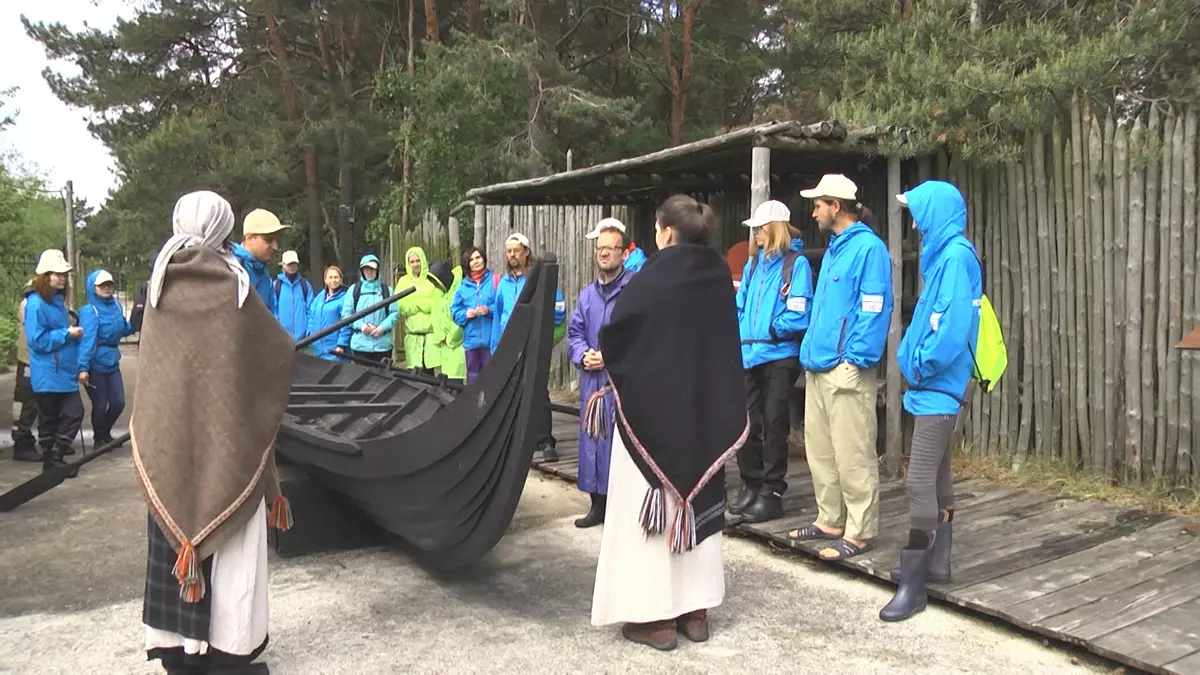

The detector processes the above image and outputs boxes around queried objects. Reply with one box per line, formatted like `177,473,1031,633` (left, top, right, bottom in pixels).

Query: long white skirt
145,497,270,656
590,432,725,626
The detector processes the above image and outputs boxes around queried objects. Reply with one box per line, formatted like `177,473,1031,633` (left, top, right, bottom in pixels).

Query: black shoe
739,490,783,523
539,442,559,463
42,453,79,479
12,444,42,462
728,485,758,515
880,547,933,622
574,493,606,528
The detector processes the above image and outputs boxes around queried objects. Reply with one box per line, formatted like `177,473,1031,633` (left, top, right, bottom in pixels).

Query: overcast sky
2,0,137,208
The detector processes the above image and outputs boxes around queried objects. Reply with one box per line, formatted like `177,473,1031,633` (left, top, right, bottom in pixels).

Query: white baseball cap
742,200,791,228
585,217,627,239
896,193,909,206
242,208,291,235
360,259,379,270
506,232,531,248
281,250,300,265
35,249,72,275
799,174,859,201
93,270,115,286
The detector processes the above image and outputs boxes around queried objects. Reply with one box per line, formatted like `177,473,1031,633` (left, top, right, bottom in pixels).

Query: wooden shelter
464,120,937,476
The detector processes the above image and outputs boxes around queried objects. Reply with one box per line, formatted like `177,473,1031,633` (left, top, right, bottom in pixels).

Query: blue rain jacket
23,288,83,394
274,272,315,341
451,270,498,352
78,270,135,374
306,286,351,361
232,243,276,314
798,222,893,372
898,181,983,416
624,246,647,272
736,237,814,370
491,271,566,352
341,254,398,354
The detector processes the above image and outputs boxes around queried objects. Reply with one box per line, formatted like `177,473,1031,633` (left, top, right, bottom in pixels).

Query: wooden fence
956,100,1200,487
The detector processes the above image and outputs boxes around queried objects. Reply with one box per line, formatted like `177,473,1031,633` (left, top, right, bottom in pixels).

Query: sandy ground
0,351,1114,674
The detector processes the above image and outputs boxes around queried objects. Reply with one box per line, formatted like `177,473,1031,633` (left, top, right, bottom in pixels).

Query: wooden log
1087,106,1105,473
750,146,771,242
473,203,486,248
1013,160,1035,464
1156,113,1176,480
886,155,904,477
1142,108,1162,482
1112,118,1130,479
987,166,1004,457
967,163,983,450
1102,113,1118,477
1184,107,1199,482
1070,99,1092,462
1167,113,1186,481
1002,163,1021,453
1032,132,1056,458
1052,120,1077,463
1125,116,1147,484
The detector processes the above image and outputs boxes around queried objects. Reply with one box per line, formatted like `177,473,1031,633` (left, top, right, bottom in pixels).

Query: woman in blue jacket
730,199,813,524
880,181,982,622
450,247,496,383
339,254,397,364
306,265,352,361
78,269,136,446
24,250,85,474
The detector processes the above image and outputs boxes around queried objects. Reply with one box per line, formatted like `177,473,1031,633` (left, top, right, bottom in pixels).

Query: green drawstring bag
971,294,1007,392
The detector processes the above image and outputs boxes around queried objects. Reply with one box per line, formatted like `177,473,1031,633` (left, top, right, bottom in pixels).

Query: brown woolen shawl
131,246,295,603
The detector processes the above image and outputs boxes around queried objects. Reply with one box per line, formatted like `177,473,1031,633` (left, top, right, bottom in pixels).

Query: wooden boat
274,255,559,571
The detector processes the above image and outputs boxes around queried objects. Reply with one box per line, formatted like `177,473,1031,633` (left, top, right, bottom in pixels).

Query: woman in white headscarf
133,190,295,675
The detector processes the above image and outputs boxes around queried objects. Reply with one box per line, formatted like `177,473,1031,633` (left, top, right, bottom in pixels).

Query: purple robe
567,269,634,495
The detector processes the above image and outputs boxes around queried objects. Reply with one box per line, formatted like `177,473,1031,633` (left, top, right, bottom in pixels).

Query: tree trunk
400,0,415,234
467,0,485,38
662,1,696,146
423,0,440,44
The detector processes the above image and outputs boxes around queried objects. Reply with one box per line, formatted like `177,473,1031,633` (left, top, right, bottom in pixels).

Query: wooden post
751,145,770,241
448,215,462,266
64,180,77,310
886,156,904,477
473,203,486,248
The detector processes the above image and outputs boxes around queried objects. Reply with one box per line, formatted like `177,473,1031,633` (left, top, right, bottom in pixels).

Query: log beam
886,155,904,478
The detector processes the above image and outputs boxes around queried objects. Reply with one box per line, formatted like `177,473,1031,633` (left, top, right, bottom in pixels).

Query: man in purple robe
568,218,637,528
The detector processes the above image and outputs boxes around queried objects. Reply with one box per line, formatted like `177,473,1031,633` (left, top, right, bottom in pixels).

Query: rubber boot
739,489,783,523
929,517,952,584
539,439,559,463
727,484,758,515
42,446,78,479
574,493,606,528
12,440,42,463
880,547,933,622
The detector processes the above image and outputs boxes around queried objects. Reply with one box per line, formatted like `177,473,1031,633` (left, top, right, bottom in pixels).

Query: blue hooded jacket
624,246,647,272
274,271,314,341
736,237,814,369
451,270,497,351
306,285,351,361
798,222,893,372
78,269,135,374
491,270,566,352
897,181,983,416
23,287,83,394
341,254,398,354
232,243,276,314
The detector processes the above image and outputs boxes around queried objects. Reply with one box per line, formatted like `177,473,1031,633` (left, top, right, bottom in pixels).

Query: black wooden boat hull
275,255,559,570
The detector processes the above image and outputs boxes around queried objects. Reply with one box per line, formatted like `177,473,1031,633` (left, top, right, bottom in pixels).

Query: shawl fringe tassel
172,540,206,604
638,486,666,536
268,495,294,531
583,384,612,442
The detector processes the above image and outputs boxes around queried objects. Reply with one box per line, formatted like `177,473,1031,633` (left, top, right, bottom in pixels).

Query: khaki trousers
803,362,880,540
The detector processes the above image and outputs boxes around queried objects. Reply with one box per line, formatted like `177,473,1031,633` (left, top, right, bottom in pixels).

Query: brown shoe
621,620,678,651
677,609,710,642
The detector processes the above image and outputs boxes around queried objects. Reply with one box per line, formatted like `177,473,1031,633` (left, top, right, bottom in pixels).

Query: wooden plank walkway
537,413,1200,675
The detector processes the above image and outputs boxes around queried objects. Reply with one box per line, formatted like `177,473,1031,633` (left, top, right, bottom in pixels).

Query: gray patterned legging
908,414,957,532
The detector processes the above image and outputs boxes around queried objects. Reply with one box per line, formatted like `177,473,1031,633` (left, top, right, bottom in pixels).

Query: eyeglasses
595,245,623,255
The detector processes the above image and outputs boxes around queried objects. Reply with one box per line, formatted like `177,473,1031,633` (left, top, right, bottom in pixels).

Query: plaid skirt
143,514,267,669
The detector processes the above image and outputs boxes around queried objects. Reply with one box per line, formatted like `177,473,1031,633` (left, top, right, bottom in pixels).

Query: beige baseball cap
799,174,859,202
35,249,71,275
243,208,290,235
281,250,300,265
585,217,626,239
743,200,791,228
93,270,115,286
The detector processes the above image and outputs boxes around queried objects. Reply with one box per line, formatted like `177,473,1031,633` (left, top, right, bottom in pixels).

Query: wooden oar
0,285,417,512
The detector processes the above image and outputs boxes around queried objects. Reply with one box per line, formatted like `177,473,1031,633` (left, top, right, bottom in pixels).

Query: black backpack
745,250,801,297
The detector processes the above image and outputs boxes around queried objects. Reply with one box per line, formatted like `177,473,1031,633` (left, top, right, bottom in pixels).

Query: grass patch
952,448,1200,520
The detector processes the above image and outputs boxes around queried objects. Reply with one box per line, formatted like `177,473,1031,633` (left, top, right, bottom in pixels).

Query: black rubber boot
12,442,42,462
42,446,78,478
539,440,559,463
574,493,606,528
727,484,758,515
929,516,952,584
739,489,783,524
880,547,933,622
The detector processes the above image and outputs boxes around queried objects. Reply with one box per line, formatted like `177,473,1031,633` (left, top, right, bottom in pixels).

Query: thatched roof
465,120,897,205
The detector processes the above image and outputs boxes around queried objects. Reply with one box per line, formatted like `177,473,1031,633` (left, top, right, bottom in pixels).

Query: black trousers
35,391,84,457
11,362,39,449
737,358,800,495
351,349,391,366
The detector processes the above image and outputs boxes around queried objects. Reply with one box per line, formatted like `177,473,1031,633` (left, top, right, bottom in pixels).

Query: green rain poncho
396,246,443,369
430,263,466,380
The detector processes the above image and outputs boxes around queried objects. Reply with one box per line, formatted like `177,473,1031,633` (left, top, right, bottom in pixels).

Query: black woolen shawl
599,243,749,553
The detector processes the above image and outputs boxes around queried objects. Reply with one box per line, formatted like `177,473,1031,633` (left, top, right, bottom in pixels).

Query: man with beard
491,232,566,462
568,218,636,527
232,209,290,313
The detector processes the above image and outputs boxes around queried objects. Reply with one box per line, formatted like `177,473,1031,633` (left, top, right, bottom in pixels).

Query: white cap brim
94,271,115,286
896,194,909,206
742,216,770,228
361,261,379,269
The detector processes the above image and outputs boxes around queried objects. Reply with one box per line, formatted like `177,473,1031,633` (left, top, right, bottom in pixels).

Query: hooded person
395,245,443,373
880,180,982,622
339,254,398,365
427,259,466,381
133,190,295,674
77,269,136,446
590,195,748,651
11,277,41,462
